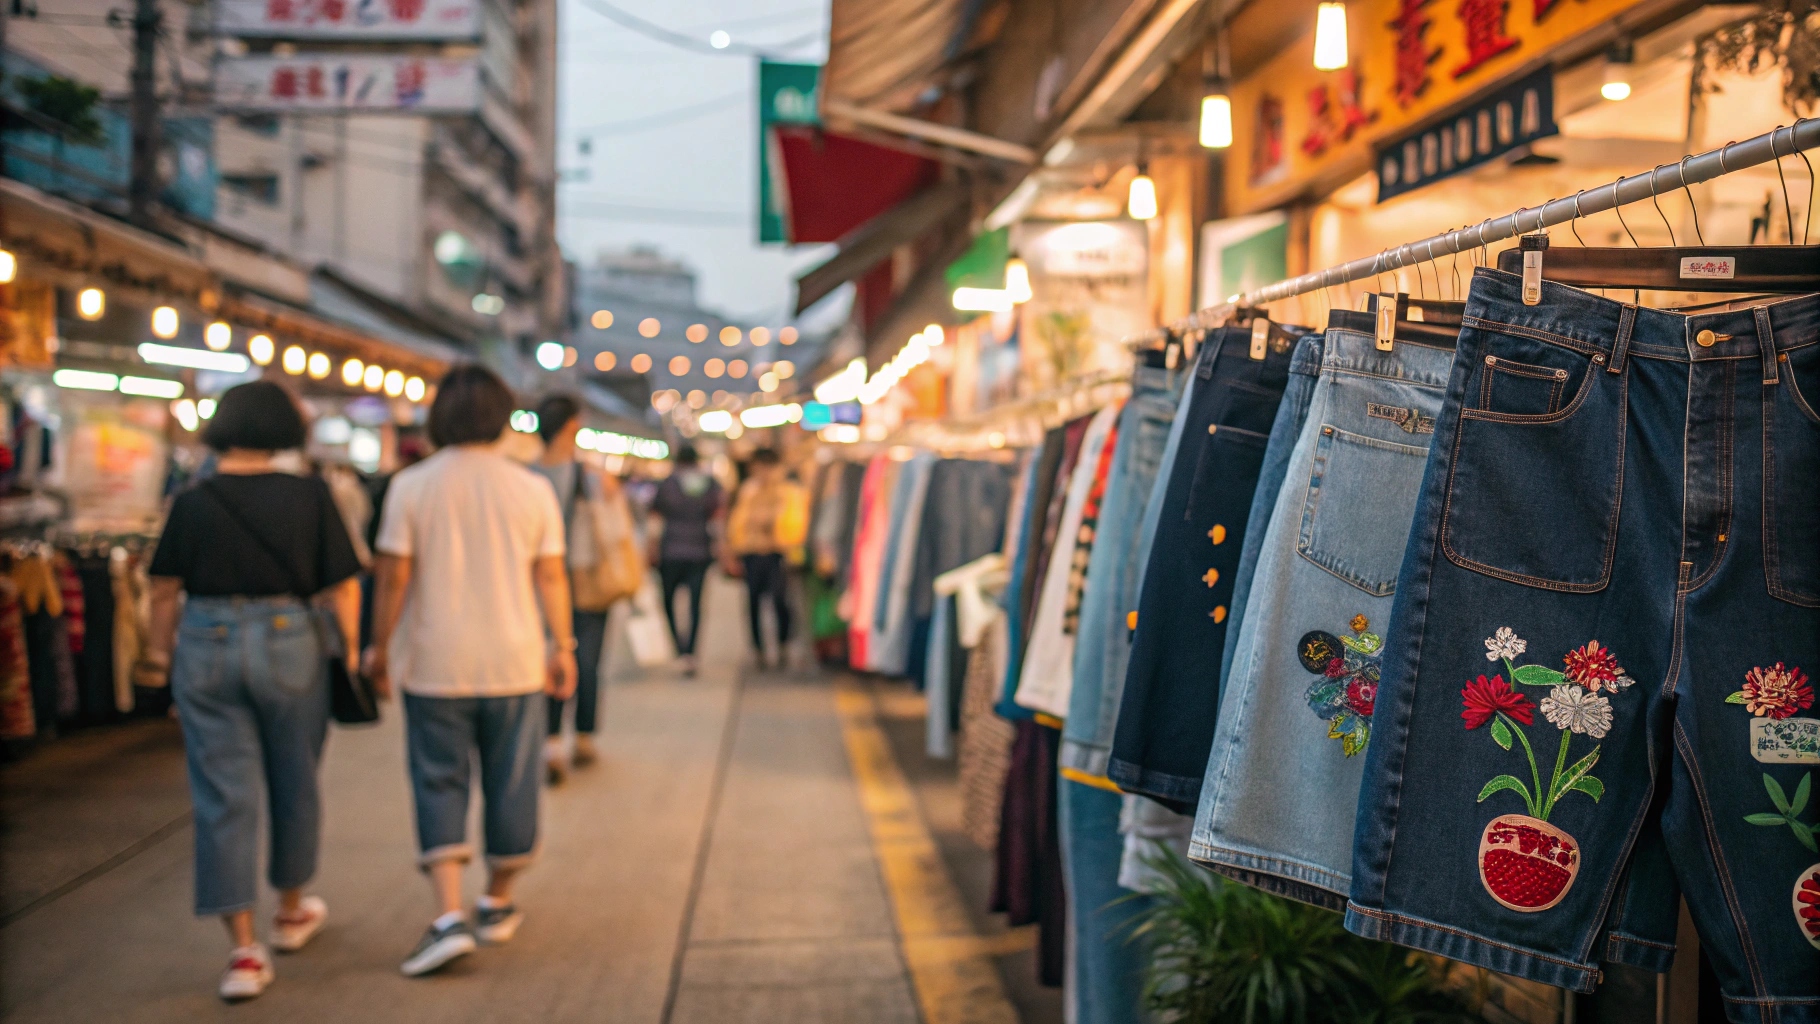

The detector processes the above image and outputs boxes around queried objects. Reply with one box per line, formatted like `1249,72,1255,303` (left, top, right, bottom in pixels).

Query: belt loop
1754,305,1780,385
1607,303,1637,374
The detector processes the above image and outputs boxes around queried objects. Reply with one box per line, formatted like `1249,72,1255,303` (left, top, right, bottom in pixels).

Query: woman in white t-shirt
364,364,578,978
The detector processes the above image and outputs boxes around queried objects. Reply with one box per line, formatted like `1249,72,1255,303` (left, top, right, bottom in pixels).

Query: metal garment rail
1134,116,1820,340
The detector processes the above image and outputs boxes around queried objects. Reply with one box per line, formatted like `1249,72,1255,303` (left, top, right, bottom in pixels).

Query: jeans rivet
1696,329,1717,347
1485,355,1497,366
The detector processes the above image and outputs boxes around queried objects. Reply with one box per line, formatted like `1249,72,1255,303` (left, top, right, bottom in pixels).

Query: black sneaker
400,919,477,977
473,902,524,945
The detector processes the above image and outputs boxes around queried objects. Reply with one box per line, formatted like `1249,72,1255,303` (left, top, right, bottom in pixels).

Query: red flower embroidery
1325,657,1347,678
1347,679,1377,717
1462,674,1535,729
1563,641,1624,691
1741,663,1813,720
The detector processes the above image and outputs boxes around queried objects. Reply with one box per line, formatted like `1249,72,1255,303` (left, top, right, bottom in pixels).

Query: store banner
1227,0,1649,214
758,61,821,244
215,55,480,113
1199,212,1289,309
1010,221,1148,394
215,0,481,39
1376,65,1555,201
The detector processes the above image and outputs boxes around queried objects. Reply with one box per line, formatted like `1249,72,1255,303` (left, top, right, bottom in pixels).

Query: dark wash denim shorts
1348,268,1820,1018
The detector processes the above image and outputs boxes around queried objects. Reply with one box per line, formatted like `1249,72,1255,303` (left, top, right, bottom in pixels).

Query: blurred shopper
142,381,363,1001
647,444,722,675
364,365,578,978
724,449,808,669
530,395,616,782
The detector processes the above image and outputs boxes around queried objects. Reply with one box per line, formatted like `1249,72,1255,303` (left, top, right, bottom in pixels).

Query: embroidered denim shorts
1348,269,1820,1017
1060,363,1187,783
1109,326,1295,810
1192,320,1453,910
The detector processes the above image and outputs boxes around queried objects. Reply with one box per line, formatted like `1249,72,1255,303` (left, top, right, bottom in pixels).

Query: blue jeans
1192,321,1452,909
170,596,329,916
1109,327,1295,809
1061,364,1186,782
1349,270,1820,1013
547,609,608,735
405,693,543,869
1059,779,1153,1024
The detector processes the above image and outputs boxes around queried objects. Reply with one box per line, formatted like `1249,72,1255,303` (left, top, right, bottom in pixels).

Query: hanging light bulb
1601,37,1634,102
204,321,232,351
248,334,275,366
1199,29,1233,150
77,287,106,320
1313,2,1349,70
1128,165,1158,221
151,306,180,339
0,248,15,283
1004,258,1033,304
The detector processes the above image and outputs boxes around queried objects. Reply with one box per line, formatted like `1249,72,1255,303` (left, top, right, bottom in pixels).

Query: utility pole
127,0,161,223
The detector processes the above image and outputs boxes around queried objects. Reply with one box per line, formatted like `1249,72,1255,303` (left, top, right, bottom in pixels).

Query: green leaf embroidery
1490,717,1513,751
1796,822,1819,854
1743,812,1789,826
1552,747,1602,805
1724,691,1748,704
1478,774,1533,808
1791,772,1811,818
1511,664,1566,687
1766,774,1792,814
1565,775,1605,802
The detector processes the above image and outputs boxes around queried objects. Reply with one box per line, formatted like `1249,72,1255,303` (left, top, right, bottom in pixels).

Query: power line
568,90,745,137
560,199,743,225
571,0,822,59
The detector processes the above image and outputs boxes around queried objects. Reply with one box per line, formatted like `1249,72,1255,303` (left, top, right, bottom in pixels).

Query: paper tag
1249,318,1270,360
1752,717,1820,763
1406,305,1425,322
1521,249,1543,305
1375,296,1396,351
1680,256,1736,280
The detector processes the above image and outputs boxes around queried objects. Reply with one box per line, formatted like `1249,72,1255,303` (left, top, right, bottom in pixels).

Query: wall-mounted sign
758,61,821,244
215,56,480,112
215,0,481,39
1226,0,1647,214
1375,64,1554,201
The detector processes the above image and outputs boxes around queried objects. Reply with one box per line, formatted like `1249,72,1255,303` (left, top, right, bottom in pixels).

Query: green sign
944,228,1009,290
758,61,820,244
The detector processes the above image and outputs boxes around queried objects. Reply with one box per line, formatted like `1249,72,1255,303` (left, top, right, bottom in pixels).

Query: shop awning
824,0,984,114
0,178,215,307
772,126,941,245
792,180,969,315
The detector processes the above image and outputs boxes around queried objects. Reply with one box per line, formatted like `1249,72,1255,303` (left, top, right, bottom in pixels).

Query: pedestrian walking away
142,381,364,1002
647,443,723,676
724,448,808,671
531,394,620,783
364,364,579,978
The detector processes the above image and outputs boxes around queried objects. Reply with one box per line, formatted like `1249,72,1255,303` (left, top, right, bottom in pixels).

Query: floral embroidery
1463,628,1638,912
1540,685,1613,739
1298,616,1382,757
1744,771,1819,853
1728,663,1814,720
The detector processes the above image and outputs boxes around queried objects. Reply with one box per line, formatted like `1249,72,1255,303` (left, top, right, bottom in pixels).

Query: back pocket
1298,425,1431,596
1764,346,1820,606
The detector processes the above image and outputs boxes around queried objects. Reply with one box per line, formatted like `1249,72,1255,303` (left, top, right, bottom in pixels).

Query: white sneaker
218,944,274,1001
544,737,568,785
400,919,477,977
271,895,327,952
473,901,524,945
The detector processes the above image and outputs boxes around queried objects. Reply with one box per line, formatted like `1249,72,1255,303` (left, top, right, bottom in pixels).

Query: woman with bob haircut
364,363,577,977
144,379,364,1001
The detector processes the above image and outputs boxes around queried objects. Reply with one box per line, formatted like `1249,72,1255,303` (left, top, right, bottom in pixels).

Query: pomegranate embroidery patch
1796,865,1820,950
1298,614,1381,757
1462,630,1635,912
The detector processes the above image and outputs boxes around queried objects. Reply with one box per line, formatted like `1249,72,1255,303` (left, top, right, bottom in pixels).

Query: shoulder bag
200,479,379,725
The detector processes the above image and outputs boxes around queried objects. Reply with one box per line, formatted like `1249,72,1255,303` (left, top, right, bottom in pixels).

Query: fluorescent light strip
52,369,119,392
120,376,185,398
138,343,250,373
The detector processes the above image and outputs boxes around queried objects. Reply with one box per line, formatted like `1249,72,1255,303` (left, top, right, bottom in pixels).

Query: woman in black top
142,381,362,1002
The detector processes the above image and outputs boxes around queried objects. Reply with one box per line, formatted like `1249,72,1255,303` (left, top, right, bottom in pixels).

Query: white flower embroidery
1484,627,1528,662
1606,674,1636,693
1541,685,1613,739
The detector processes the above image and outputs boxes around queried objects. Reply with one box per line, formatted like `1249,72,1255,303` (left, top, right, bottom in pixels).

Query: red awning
772,125,938,244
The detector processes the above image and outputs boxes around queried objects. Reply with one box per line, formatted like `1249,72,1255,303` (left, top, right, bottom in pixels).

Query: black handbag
201,479,380,725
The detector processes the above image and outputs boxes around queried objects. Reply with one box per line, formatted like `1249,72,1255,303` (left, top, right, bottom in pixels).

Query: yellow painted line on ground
834,677,1022,1024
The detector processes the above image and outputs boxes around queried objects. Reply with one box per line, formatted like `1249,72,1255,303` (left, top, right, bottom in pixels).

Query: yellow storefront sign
1228,0,1654,214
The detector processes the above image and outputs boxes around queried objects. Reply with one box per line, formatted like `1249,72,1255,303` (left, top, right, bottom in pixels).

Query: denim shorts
1192,321,1453,909
1348,269,1820,1016
405,692,543,869
1060,363,1186,783
1109,326,1295,809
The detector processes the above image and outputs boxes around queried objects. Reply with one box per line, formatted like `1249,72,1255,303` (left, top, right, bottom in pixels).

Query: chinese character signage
215,56,480,112
1376,64,1554,201
1226,0,1648,214
758,61,820,243
216,0,481,39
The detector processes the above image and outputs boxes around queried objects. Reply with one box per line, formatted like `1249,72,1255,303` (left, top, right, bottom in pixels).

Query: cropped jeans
170,596,329,916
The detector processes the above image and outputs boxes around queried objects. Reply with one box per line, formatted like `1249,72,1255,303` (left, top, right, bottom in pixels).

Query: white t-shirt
375,445,565,698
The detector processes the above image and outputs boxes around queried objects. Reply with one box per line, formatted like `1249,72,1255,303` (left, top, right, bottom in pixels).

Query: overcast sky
555,0,835,325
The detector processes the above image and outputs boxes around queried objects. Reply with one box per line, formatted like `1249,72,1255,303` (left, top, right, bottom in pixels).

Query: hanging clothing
0,577,34,740
958,615,1014,851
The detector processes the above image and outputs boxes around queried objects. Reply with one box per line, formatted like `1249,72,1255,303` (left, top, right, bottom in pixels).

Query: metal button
1696,329,1717,348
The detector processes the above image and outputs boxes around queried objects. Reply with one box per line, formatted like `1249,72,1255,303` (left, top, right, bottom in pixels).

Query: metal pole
1229,118,1820,310
128,0,162,224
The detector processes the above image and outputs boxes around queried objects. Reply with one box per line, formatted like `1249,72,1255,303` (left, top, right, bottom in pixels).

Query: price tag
1249,317,1270,360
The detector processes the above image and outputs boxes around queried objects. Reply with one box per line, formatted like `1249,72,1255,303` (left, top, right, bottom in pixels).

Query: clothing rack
1125,117,1820,344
